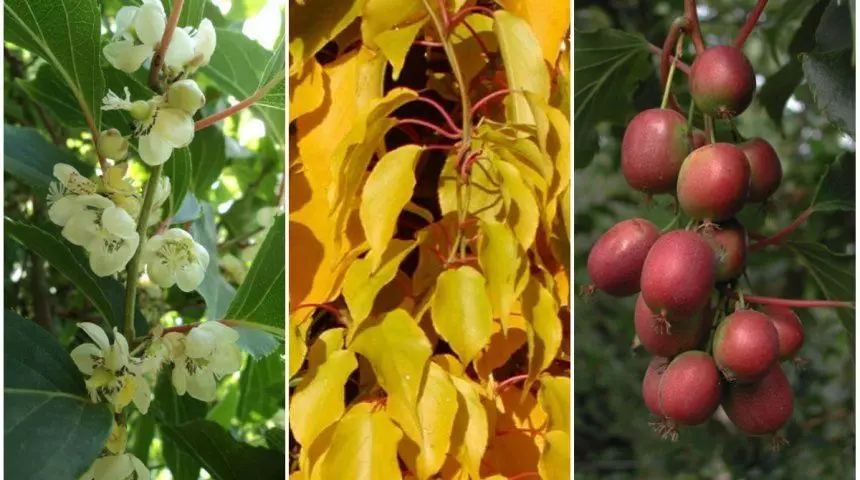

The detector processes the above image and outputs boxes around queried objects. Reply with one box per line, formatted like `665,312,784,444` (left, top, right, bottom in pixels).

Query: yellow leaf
289,471,307,480
349,309,432,444
431,266,494,365
524,93,570,222
474,310,527,382
484,387,547,476
537,375,570,435
438,150,505,224
360,146,424,271
343,238,417,330
361,0,426,45
449,375,489,479
412,216,457,295
399,363,459,480
318,402,404,480
480,128,552,193
495,160,540,250
521,276,562,394
477,220,525,333
289,0,362,71
307,328,347,367
538,430,570,480
290,58,326,122
302,422,336,480
289,316,308,378
289,349,357,449
375,20,428,80
498,0,570,64
432,353,466,378
450,14,499,87
493,10,550,126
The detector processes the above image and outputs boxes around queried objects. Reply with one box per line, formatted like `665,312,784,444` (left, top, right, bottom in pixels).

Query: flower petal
134,0,166,47
103,40,153,73
210,344,242,376
153,108,195,148
147,261,176,288
130,453,150,480
176,263,205,292
93,454,134,480
138,133,174,166
114,6,139,37
171,361,187,395
78,322,111,352
185,327,216,359
102,206,138,239
185,370,216,402
132,375,152,414
48,195,81,227
164,27,196,69
193,18,217,65
70,343,102,375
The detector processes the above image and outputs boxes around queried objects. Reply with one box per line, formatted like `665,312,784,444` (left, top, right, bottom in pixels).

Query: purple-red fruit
640,230,716,318
658,351,722,425
677,143,751,221
691,129,708,150
714,310,779,383
635,295,706,357
761,305,805,360
642,356,669,417
689,46,756,118
587,218,660,297
708,220,748,282
740,138,783,203
722,364,794,435
621,108,692,194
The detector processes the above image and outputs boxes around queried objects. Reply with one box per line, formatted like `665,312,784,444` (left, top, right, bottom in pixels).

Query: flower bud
97,129,129,160
130,100,153,121
165,79,205,116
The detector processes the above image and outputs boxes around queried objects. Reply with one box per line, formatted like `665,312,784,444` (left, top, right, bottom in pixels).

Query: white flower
46,164,97,227
70,323,152,414
165,322,242,402
256,206,279,229
219,253,247,284
103,0,166,73
192,19,216,67
145,176,172,227
164,79,206,115
164,27,196,71
142,228,209,291
81,453,149,480
62,197,140,277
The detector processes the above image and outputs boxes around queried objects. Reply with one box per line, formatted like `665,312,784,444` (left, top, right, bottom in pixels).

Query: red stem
735,0,768,48
424,144,456,151
293,303,343,324
460,19,491,60
438,0,450,28
749,209,812,250
508,473,541,480
496,374,529,393
684,0,707,53
660,19,688,114
470,89,513,117
414,39,443,48
446,6,495,34
410,96,462,134
394,123,422,144
459,150,482,183
744,295,853,309
394,118,462,140
647,43,691,75
149,0,184,90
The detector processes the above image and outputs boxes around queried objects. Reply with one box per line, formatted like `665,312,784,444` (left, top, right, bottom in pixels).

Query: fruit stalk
743,295,854,309
647,43,691,74
661,31,686,110
683,0,706,53
735,0,769,48
749,208,812,250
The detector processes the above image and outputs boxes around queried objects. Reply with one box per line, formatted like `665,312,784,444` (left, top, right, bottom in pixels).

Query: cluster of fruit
585,41,805,443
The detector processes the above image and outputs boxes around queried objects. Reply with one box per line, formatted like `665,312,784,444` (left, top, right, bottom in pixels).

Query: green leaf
129,411,156,465
163,0,208,27
787,241,855,338
18,64,89,130
5,0,105,130
431,266,494,365
4,310,112,480
349,309,432,444
205,382,240,429
811,152,854,212
226,0,268,21
164,147,193,217
172,193,203,224
235,325,281,359
204,29,286,145
360,145,423,271
493,10,550,126
4,218,146,332
225,214,285,327
758,61,804,130
573,28,652,169
288,0,361,71
158,419,286,480
237,347,286,422
264,427,286,453
189,125,228,198
3,125,94,192
318,402,404,480
815,0,853,53
801,48,855,137
155,367,208,480
191,203,236,320
257,35,286,110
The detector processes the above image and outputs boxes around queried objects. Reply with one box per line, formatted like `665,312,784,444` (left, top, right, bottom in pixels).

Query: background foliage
574,0,855,478
4,0,287,478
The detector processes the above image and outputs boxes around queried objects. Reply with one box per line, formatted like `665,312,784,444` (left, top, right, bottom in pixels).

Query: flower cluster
163,322,243,401
101,79,205,166
141,228,210,292
103,0,216,78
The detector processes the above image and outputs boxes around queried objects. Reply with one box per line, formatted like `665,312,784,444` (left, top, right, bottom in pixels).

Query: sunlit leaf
361,0,426,46
290,58,327,122
319,403,403,479
343,239,417,329
432,266,494,365
349,309,432,444
497,0,570,64
448,375,489,479
399,363,459,480
477,220,525,333
289,317,307,378
496,160,540,250
375,20,427,80
537,375,570,434
521,276,562,394
538,430,570,480
438,150,505,224
288,0,361,72
484,386,547,476
474,308,528,382
360,146,423,271
493,10,550,126
450,14,499,88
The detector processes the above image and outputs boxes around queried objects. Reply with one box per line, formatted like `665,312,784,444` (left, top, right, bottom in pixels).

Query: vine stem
743,295,853,309
148,0,184,90
647,43,691,75
426,0,473,264
495,374,528,393
660,31,685,110
735,0,768,48
683,0,707,53
749,208,812,250
123,164,165,338
446,5,495,34
470,88,514,117
395,118,461,139
410,96,461,133
194,71,286,130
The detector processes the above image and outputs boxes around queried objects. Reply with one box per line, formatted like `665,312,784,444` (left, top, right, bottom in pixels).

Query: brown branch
149,0,184,90
735,0,768,48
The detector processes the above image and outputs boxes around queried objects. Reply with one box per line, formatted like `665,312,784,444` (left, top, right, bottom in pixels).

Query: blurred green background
573,0,855,478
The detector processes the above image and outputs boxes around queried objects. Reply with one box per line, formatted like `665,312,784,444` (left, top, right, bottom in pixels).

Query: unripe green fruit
165,79,206,116
97,129,129,160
